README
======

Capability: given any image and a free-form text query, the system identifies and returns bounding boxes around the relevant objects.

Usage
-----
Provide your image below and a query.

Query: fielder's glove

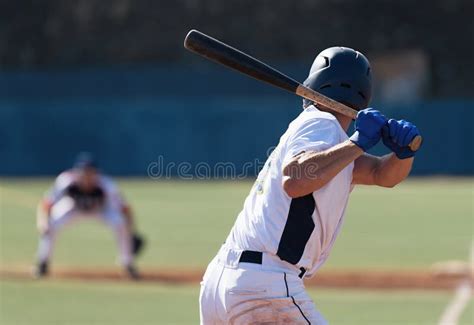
[382,119,421,159]
[131,233,146,256]
[349,108,387,152]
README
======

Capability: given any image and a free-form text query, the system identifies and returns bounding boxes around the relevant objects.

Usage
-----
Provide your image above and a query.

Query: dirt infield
[1,266,472,290]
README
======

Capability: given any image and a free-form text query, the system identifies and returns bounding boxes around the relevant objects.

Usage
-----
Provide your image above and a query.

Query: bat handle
[408,135,422,152]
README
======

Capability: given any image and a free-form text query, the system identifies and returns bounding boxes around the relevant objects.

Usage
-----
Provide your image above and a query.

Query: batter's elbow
[283,177,323,198]
[377,178,402,188]
[283,179,301,198]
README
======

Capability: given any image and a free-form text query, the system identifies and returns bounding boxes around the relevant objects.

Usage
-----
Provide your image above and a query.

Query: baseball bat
[184,29,422,151]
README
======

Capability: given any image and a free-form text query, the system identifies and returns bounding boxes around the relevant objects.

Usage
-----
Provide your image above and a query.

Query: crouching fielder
[199,47,422,324]
[35,153,145,279]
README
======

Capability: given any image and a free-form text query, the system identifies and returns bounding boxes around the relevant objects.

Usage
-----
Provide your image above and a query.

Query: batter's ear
[340,101,362,111]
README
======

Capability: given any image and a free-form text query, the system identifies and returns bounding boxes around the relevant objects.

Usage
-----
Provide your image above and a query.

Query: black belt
[239,250,307,278]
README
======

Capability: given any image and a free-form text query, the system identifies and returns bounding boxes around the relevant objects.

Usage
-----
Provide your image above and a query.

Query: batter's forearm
[283,140,363,197]
[374,153,413,187]
[301,140,364,182]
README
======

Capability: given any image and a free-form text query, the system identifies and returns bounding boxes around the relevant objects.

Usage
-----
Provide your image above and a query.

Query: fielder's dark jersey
[65,184,105,211]
[46,170,125,211]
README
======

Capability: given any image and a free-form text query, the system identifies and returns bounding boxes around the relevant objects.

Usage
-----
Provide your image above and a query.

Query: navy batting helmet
[303,47,372,110]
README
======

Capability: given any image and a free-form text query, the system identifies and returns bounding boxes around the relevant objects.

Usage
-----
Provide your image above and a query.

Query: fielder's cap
[303,46,372,110]
[73,152,98,170]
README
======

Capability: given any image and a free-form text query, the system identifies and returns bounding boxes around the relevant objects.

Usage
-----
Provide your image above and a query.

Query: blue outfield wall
[0,65,473,176]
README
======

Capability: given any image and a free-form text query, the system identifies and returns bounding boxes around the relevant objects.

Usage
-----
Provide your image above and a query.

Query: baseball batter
[34,153,145,279]
[199,47,421,324]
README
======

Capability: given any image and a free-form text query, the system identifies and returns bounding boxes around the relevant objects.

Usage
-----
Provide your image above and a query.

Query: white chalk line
[438,241,473,325]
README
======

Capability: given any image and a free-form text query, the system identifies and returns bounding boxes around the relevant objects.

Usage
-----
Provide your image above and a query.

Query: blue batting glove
[349,108,387,152]
[382,119,421,159]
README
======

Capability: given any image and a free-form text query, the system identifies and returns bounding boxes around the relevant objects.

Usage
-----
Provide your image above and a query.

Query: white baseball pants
[199,245,327,325]
[36,197,132,266]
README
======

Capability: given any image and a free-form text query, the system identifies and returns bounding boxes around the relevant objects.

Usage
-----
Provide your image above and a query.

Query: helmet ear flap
[302,72,320,108]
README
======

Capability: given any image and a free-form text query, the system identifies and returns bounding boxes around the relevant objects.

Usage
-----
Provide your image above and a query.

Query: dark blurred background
[1,0,473,175]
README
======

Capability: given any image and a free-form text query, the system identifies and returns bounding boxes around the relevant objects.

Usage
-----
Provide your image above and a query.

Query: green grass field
[0,178,473,324]
[2,279,466,325]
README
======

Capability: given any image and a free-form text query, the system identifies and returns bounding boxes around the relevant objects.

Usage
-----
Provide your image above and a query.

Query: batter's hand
[349,108,387,151]
[382,119,421,159]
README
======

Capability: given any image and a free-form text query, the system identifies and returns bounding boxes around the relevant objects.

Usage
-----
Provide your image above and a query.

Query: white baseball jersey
[225,105,354,277]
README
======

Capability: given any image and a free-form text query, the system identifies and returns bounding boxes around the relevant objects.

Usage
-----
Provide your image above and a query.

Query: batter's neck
[334,113,353,132]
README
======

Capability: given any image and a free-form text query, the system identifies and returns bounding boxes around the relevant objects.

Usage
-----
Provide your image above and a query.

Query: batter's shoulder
[291,106,339,131]
[302,105,339,122]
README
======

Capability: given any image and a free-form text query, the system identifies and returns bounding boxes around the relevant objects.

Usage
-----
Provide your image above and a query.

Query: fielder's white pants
[199,245,327,325]
[37,198,132,266]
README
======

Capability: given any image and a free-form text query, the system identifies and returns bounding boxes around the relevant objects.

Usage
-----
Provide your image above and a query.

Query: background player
[35,152,145,279]
[199,47,422,324]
